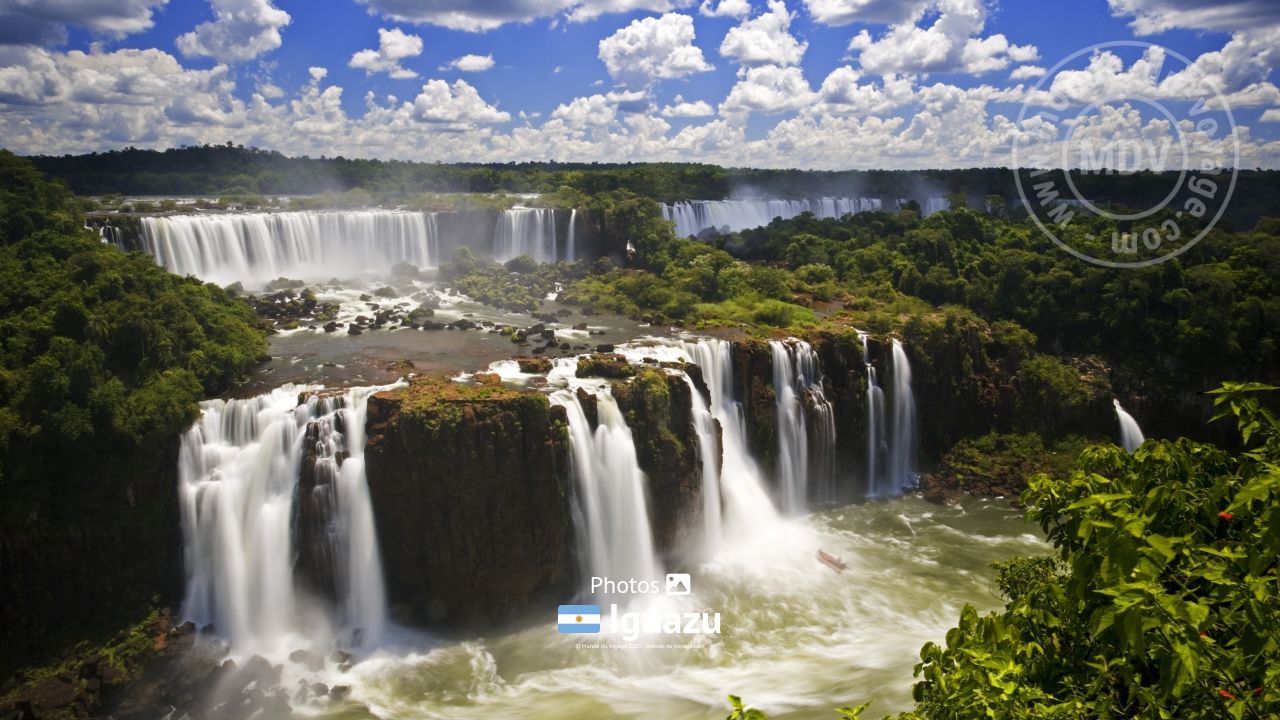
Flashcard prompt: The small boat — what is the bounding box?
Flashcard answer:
[817,549,848,573]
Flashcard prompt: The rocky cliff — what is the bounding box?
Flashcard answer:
[363,377,574,627]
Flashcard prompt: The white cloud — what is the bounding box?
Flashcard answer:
[354,0,694,32]
[699,0,751,18]
[1009,64,1045,81]
[598,13,712,88]
[719,0,807,66]
[551,94,618,127]
[848,0,1037,76]
[410,78,510,126]
[442,53,495,72]
[0,0,169,45]
[662,95,715,116]
[720,64,815,116]
[800,0,926,25]
[816,66,915,114]
[350,27,423,79]
[176,0,291,63]
[1260,108,1280,122]
[1107,0,1280,35]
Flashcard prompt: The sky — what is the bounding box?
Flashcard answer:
[0,0,1277,169]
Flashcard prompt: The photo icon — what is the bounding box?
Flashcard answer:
[666,573,692,595]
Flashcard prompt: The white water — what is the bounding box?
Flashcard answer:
[1114,399,1146,454]
[177,383,395,654]
[662,197,883,237]
[859,332,886,497]
[922,197,948,216]
[494,206,558,264]
[553,387,662,592]
[769,340,837,512]
[888,339,918,494]
[677,339,782,539]
[138,211,440,285]
[567,208,578,263]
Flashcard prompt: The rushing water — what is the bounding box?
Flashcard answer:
[1114,399,1146,454]
[770,340,837,512]
[662,198,884,237]
[888,340,918,494]
[554,386,663,593]
[177,383,397,655]
[298,499,1045,720]
[139,211,441,285]
[494,207,559,264]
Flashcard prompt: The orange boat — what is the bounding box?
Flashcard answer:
[817,549,848,573]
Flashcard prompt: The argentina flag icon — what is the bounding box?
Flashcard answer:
[557,604,601,633]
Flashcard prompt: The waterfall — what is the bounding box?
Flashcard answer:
[493,207,558,264]
[678,339,780,534]
[566,208,577,263]
[888,339,918,494]
[1114,399,1146,454]
[922,197,949,216]
[676,372,723,550]
[177,383,394,652]
[554,388,661,591]
[136,210,440,285]
[769,340,837,512]
[859,332,887,497]
[661,197,883,237]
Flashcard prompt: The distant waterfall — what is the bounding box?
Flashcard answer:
[137,211,440,285]
[1114,399,1146,454]
[177,384,394,652]
[554,388,661,591]
[662,197,883,237]
[679,339,781,536]
[922,198,948,216]
[769,339,836,511]
[888,339,918,493]
[494,207,558,263]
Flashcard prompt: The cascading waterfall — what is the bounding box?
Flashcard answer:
[1114,399,1146,454]
[494,207,558,264]
[136,211,440,285]
[678,339,781,535]
[859,332,888,497]
[922,198,949,216]
[662,197,883,237]
[177,383,394,653]
[554,388,661,590]
[566,208,577,263]
[769,340,837,511]
[888,339,918,494]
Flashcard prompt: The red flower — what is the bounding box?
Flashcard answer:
[1218,511,1235,521]
[1218,689,1236,700]
[1254,687,1264,697]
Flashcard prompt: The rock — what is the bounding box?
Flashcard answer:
[323,322,340,332]
[347,326,363,336]
[288,649,324,672]
[576,354,634,379]
[310,682,329,698]
[449,319,477,330]
[572,323,589,331]
[516,357,552,374]
[25,676,78,714]
[527,324,545,336]
[474,372,502,386]
[329,650,352,665]
[364,378,574,627]
[329,686,352,701]
[540,329,556,340]
[595,344,615,353]
[556,309,572,317]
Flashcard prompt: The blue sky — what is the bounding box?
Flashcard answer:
[0,0,1277,168]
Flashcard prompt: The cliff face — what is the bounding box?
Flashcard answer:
[0,439,184,678]
[610,366,714,555]
[363,378,574,627]
[730,339,779,482]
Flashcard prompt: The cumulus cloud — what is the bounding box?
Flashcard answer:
[0,0,169,45]
[598,13,712,88]
[720,64,815,116]
[719,0,807,66]
[699,0,751,18]
[410,78,510,126]
[354,0,694,32]
[1260,108,1280,122]
[662,95,715,116]
[1009,64,1045,80]
[847,0,1037,76]
[800,0,926,25]
[441,53,495,72]
[176,0,290,63]
[1107,0,1280,35]
[349,27,423,79]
